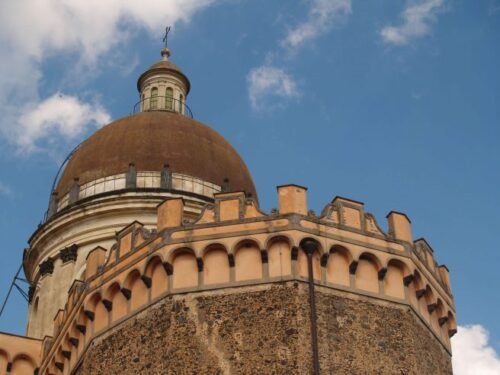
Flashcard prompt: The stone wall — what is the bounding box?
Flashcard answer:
[74,282,451,375]
[75,283,312,374]
[316,288,452,375]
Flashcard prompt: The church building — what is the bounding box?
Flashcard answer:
[0,44,456,374]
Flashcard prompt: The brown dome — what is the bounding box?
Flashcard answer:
[57,111,257,200]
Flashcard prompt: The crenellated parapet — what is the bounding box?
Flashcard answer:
[0,332,42,374]
[34,185,455,374]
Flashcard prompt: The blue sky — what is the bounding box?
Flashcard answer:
[0,0,499,372]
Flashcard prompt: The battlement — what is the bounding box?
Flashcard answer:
[0,332,42,374]
[29,185,455,374]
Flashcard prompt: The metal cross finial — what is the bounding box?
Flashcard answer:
[163,26,171,49]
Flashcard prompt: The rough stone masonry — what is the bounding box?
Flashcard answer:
[74,282,452,375]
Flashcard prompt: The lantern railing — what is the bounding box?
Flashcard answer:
[132,96,193,118]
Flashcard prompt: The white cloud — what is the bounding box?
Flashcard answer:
[247,0,351,110]
[381,0,445,45]
[247,66,300,111]
[0,0,216,154]
[452,325,500,375]
[16,93,111,153]
[281,0,352,52]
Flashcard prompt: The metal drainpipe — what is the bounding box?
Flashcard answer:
[300,238,320,375]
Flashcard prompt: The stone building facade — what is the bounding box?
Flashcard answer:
[0,47,456,374]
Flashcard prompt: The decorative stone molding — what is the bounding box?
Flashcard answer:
[60,244,78,263]
[39,259,55,276]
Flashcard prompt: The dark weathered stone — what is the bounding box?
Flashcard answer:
[121,288,132,300]
[60,244,78,263]
[349,261,358,275]
[39,259,54,276]
[73,283,452,375]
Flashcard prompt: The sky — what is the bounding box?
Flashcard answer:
[0,0,499,373]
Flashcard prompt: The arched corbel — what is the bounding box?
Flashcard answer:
[377,267,388,280]
[438,316,449,326]
[403,274,414,286]
[69,337,79,347]
[102,299,112,312]
[196,257,204,272]
[228,254,235,267]
[163,262,173,276]
[260,249,268,264]
[427,303,438,314]
[120,288,131,300]
[349,261,359,275]
[416,288,427,299]
[83,310,95,321]
[320,253,329,268]
[140,275,152,288]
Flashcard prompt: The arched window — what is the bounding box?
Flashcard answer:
[150,87,158,109]
[179,94,184,114]
[165,87,173,111]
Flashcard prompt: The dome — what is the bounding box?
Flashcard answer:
[136,49,191,94]
[56,111,257,200]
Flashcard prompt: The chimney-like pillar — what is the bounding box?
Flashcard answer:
[386,211,413,243]
[277,184,308,215]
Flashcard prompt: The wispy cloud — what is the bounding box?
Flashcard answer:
[489,0,500,15]
[0,182,13,198]
[380,0,445,45]
[247,66,300,110]
[280,0,351,53]
[248,0,352,111]
[0,0,217,155]
[452,325,500,375]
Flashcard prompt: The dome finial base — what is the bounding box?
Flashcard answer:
[161,48,171,61]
